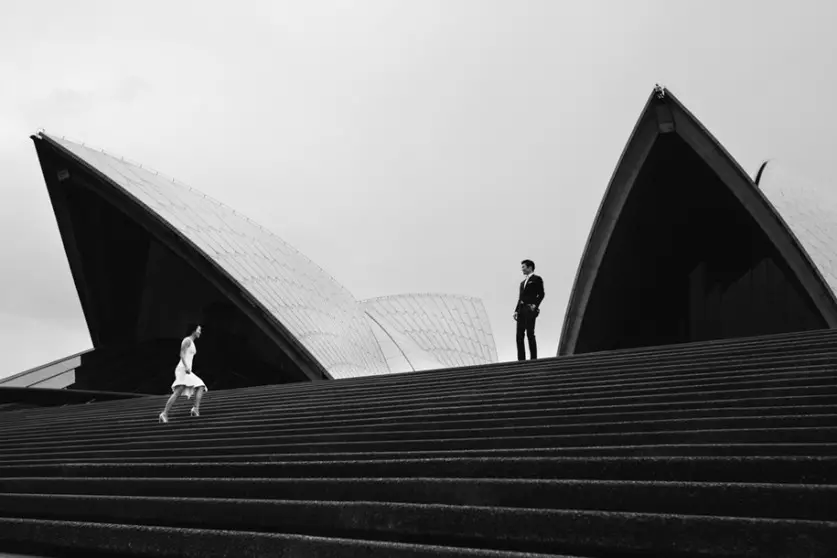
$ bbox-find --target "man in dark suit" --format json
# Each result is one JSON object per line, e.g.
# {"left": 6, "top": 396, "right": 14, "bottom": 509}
{"left": 514, "top": 259, "right": 545, "bottom": 361}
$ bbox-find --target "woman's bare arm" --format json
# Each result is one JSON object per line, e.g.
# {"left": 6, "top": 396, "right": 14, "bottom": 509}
{"left": 180, "top": 338, "right": 192, "bottom": 373}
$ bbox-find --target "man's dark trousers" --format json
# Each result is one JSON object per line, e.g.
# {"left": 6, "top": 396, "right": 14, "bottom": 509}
{"left": 516, "top": 306, "right": 537, "bottom": 360}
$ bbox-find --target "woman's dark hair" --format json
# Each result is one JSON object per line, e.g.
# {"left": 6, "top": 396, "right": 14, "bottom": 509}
{"left": 186, "top": 323, "right": 201, "bottom": 336}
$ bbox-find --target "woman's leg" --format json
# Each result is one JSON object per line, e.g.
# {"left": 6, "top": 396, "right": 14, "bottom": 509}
{"left": 161, "top": 386, "right": 185, "bottom": 419}
{"left": 192, "top": 386, "right": 206, "bottom": 415}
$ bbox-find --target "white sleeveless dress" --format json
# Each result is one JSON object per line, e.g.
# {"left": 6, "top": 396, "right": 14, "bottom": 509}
{"left": 172, "top": 338, "right": 207, "bottom": 399}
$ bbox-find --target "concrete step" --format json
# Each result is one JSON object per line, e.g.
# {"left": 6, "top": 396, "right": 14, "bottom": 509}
{"left": 4, "top": 413, "right": 837, "bottom": 457}
{"left": 2, "top": 476, "right": 834, "bottom": 520}
{"left": 1, "top": 327, "right": 828, "bottom": 420}
{"left": 4, "top": 389, "right": 837, "bottom": 445}
{"left": 6, "top": 401, "right": 836, "bottom": 449}
{"left": 9, "top": 355, "right": 829, "bottom": 425}
{"left": 1, "top": 493, "right": 835, "bottom": 557}
{"left": 6, "top": 442, "right": 837, "bottom": 468}
{"left": 3, "top": 336, "right": 835, "bottom": 420}
{"left": 303, "top": 331, "right": 837, "bottom": 391}
{"left": 2, "top": 422, "right": 836, "bottom": 465}
{"left": 0, "top": 518, "right": 571, "bottom": 558}
{"left": 3, "top": 364, "right": 835, "bottom": 435}
{"left": 3, "top": 456, "right": 834, "bottom": 483}
{"left": 0, "top": 403, "right": 37, "bottom": 413}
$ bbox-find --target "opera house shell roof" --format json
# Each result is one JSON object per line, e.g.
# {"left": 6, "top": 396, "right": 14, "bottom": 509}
{"left": 558, "top": 86, "right": 837, "bottom": 356}
{"left": 28, "top": 133, "right": 497, "bottom": 385}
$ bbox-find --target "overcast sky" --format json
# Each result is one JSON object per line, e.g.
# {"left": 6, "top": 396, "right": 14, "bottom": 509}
{"left": 1, "top": 0, "right": 836, "bottom": 378}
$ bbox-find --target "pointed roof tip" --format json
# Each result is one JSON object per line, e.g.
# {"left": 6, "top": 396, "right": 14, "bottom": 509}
{"left": 649, "top": 84, "right": 693, "bottom": 112}
{"left": 653, "top": 83, "right": 667, "bottom": 99}
{"left": 652, "top": 83, "right": 687, "bottom": 105}
{"left": 32, "top": 129, "right": 53, "bottom": 141}
{"left": 652, "top": 87, "right": 696, "bottom": 122}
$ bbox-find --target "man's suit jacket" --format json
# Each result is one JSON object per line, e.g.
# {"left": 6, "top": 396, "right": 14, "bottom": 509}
{"left": 516, "top": 274, "right": 545, "bottom": 311}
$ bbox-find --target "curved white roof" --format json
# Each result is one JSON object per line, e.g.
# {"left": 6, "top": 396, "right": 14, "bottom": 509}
{"left": 757, "top": 161, "right": 837, "bottom": 296}
{"left": 557, "top": 86, "right": 837, "bottom": 355}
{"left": 43, "top": 134, "right": 390, "bottom": 379}
{"left": 361, "top": 294, "right": 498, "bottom": 370}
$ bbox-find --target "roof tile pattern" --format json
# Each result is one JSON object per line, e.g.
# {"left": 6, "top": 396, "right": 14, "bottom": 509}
{"left": 757, "top": 162, "right": 837, "bottom": 295}
{"left": 361, "top": 294, "right": 498, "bottom": 369}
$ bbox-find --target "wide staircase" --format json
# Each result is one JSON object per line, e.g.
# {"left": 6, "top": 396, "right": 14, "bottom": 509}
{"left": 0, "top": 329, "right": 836, "bottom": 557}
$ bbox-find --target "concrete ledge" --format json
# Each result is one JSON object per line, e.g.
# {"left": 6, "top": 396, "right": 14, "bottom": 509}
{"left": 1, "top": 455, "right": 835, "bottom": 483}
{"left": 0, "top": 518, "right": 576, "bottom": 558}
{"left": 1, "top": 495, "right": 836, "bottom": 557}
{"left": 0, "top": 386, "right": 145, "bottom": 407}
{"left": 1, "top": 477, "right": 834, "bottom": 520}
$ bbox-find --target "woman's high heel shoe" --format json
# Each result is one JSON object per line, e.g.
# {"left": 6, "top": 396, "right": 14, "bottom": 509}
{"left": 190, "top": 407, "right": 199, "bottom": 417}
{"left": 158, "top": 412, "right": 168, "bottom": 424}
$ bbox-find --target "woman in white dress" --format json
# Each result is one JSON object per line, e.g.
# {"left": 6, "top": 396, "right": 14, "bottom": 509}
{"left": 158, "top": 325, "right": 208, "bottom": 423}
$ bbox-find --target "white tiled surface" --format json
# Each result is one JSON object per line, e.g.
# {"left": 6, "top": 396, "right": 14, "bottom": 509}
{"left": 758, "top": 161, "right": 837, "bottom": 293}
{"left": 365, "top": 317, "right": 446, "bottom": 374}
{"left": 361, "top": 294, "right": 498, "bottom": 370}
{"left": 47, "top": 134, "right": 390, "bottom": 379}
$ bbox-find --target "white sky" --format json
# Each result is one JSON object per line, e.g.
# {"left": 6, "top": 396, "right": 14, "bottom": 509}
{"left": 1, "top": 0, "right": 836, "bottom": 377}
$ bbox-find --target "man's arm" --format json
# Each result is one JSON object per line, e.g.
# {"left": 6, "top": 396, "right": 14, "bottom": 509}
{"left": 535, "top": 277, "right": 545, "bottom": 307}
